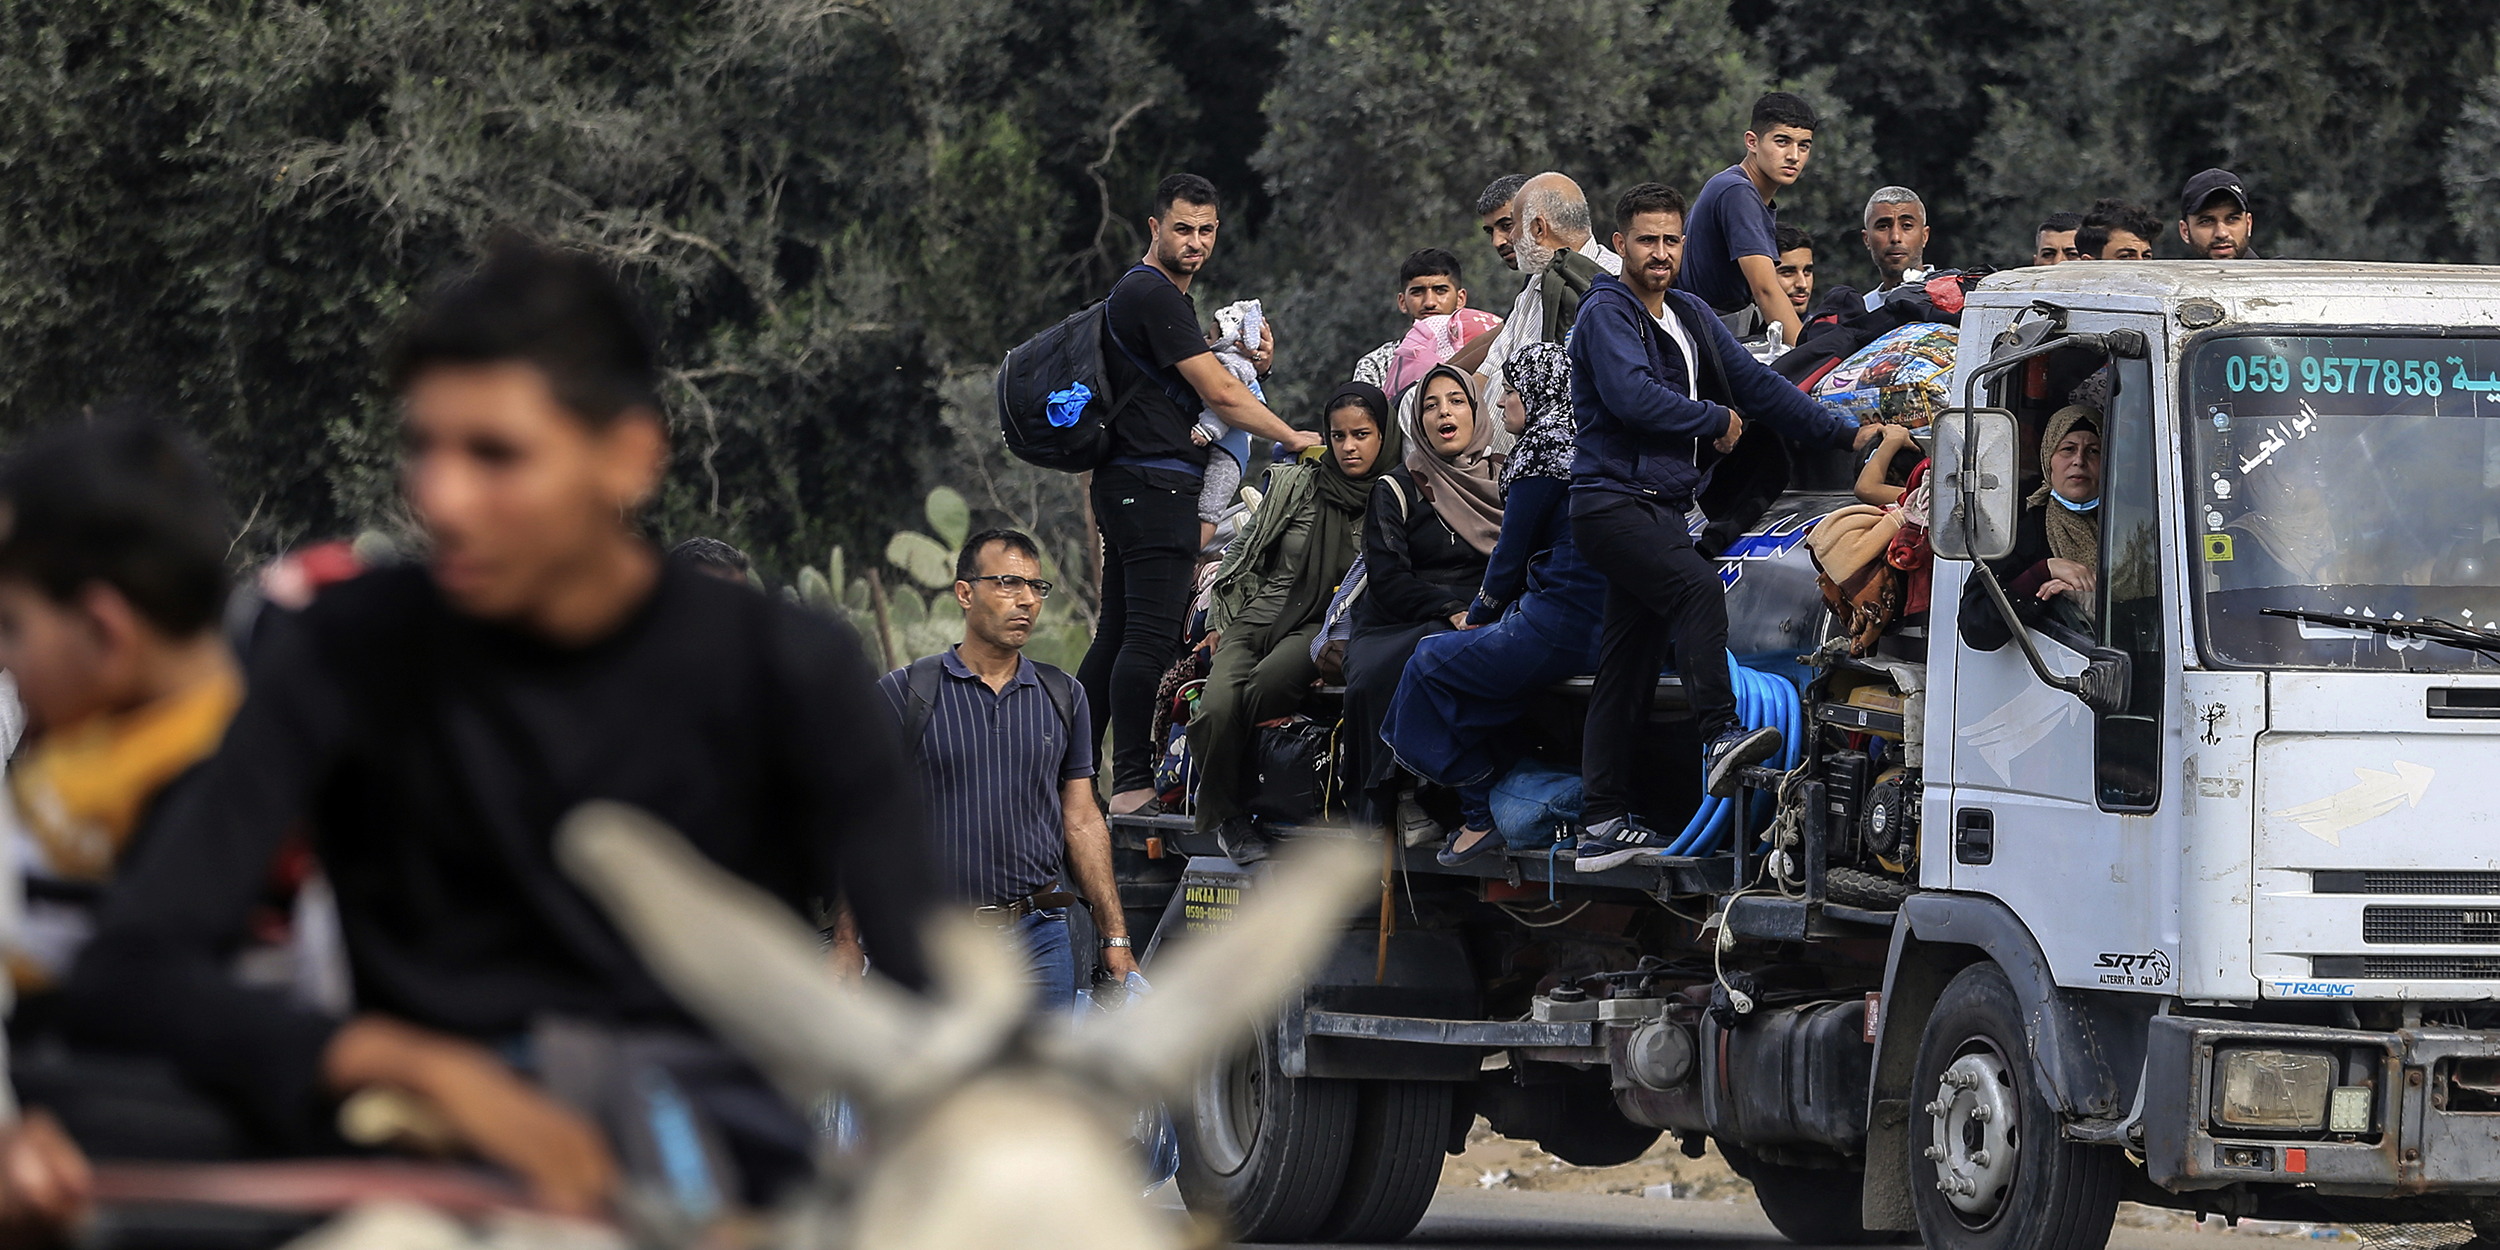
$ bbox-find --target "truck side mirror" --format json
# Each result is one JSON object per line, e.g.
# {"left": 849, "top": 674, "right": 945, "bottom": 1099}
{"left": 2078, "top": 646, "right": 2132, "bottom": 714}
{"left": 1929, "top": 408, "right": 2019, "bottom": 562}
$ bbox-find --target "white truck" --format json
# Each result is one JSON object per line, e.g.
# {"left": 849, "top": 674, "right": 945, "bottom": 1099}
{"left": 1112, "top": 261, "right": 2500, "bottom": 1248}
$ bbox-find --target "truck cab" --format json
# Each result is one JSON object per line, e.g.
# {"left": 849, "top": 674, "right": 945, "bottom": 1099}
{"left": 1121, "top": 261, "right": 2500, "bottom": 1248}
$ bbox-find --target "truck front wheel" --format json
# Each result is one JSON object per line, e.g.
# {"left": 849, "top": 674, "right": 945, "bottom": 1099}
{"left": 1175, "top": 1033, "right": 1357, "bottom": 1242}
{"left": 1909, "top": 961, "right": 2121, "bottom": 1250}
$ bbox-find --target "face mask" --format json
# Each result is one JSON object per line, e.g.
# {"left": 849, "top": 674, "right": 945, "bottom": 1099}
{"left": 2053, "top": 490, "right": 2101, "bottom": 513}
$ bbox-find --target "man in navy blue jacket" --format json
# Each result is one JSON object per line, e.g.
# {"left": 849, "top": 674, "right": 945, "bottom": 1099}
{"left": 1567, "top": 183, "right": 1880, "bottom": 872}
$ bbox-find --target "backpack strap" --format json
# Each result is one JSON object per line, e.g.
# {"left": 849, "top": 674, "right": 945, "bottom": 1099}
{"left": 901, "top": 653, "right": 948, "bottom": 759}
{"left": 1028, "top": 661, "right": 1081, "bottom": 739}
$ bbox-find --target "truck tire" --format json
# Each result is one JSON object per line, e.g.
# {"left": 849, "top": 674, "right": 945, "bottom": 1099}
{"left": 1741, "top": 1155, "right": 1888, "bottom": 1245}
{"left": 1308, "top": 1080, "right": 1452, "bottom": 1243}
{"left": 1909, "top": 961, "right": 2122, "bottom": 1250}
{"left": 1175, "top": 1034, "right": 1356, "bottom": 1242}
{"left": 1827, "top": 866, "right": 1913, "bottom": 910}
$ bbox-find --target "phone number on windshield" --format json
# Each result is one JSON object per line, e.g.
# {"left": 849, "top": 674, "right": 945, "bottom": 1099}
{"left": 2220, "top": 352, "right": 2456, "bottom": 397}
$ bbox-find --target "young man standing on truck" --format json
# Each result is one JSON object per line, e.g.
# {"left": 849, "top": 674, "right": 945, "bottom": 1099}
{"left": 871, "top": 530, "right": 1137, "bottom": 1012}
{"left": 1675, "top": 92, "right": 1819, "bottom": 346}
{"left": 1082, "top": 174, "right": 1319, "bottom": 820}
{"left": 1352, "top": 248, "right": 1472, "bottom": 388}
{"left": 2178, "top": 168, "right": 2259, "bottom": 259}
{"left": 2034, "top": 211, "right": 2083, "bottom": 265}
{"left": 1772, "top": 225, "right": 1816, "bottom": 320}
{"left": 65, "top": 237, "right": 939, "bottom": 1215}
{"left": 1566, "top": 183, "right": 1879, "bottom": 871}
{"left": 2077, "top": 197, "right": 2163, "bottom": 260}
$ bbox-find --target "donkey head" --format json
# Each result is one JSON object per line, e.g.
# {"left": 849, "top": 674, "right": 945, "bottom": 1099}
{"left": 555, "top": 801, "right": 1376, "bottom": 1249}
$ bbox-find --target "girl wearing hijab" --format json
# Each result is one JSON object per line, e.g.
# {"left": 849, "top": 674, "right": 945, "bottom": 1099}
{"left": 1192, "top": 383, "right": 1399, "bottom": 855}
{"left": 1959, "top": 404, "right": 2102, "bottom": 652}
{"left": 1342, "top": 363, "right": 1503, "bottom": 836}
{"left": 1383, "top": 342, "right": 1608, "bottom": 863}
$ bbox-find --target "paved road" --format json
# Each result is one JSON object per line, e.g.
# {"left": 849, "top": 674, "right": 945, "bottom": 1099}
{"left": 1288, "top": 1188, "right": 2303, "bottom": 1248}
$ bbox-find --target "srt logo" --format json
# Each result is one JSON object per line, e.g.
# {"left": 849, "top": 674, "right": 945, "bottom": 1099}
{"left": 2094, "top": 950, "right": 2173, "bottom": 986}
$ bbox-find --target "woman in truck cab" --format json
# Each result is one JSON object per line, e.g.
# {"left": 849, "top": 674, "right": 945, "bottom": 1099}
{"left": 1190, "top": 382, "right": 1399, "bottom": 858}
{"left": 1960, "top": 404, "right": 2100, "bottom": 651}
{"left": 1343, "top": 363, "right": 1503, "bottom": 840}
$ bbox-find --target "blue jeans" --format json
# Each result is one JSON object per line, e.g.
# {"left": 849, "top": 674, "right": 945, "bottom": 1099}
{"left": 1018, "top": 909, "right": 1077, "bottom": 1016}
{"left": 1383, "top": 592, "right": 1601, "bottom": 830}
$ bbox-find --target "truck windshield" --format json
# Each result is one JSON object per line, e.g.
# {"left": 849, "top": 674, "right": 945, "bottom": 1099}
{"left": 2187, "top": 334, "right": 2500, "bottom": 670}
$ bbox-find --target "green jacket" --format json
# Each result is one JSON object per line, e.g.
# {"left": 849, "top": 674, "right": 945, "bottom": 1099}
{"left": 1207, "top": 460, "right": 1316, "bottom": 638}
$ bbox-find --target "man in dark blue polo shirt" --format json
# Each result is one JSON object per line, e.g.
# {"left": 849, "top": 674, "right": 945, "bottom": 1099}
{"left": 1675, "top": 92, "right": 1818, "bottom": 349}
{"left": 877, "top": 530, "right": 1137, "bottom": 1011}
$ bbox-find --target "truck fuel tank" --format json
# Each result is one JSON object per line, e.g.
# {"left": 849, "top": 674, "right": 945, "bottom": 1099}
{"left": 1701, "top": 998, "right": 1875, "bottom": 1154}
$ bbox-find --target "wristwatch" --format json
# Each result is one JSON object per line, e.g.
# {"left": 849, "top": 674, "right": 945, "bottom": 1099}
{"left": 1099, "top": 936, "right": 1133, "bottom": 949}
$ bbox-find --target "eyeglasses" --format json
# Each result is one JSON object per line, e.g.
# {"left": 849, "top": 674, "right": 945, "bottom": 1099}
{"left": 965, "top": 574, "right": 1054, "bottom": 599}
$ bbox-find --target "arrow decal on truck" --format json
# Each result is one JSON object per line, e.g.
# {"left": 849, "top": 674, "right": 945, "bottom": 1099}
{"left": 2268, "top": 761, "right": 2434, "bottom": 846}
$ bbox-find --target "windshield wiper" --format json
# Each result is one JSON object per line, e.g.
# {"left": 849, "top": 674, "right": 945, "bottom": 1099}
{"left": 2261, "top": 608, "right": 2500, "bottom": 655}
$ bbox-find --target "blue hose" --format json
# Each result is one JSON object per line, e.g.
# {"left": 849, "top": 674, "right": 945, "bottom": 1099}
{"left": 1661, "top": 654, "right": 1804, "bottom": 858}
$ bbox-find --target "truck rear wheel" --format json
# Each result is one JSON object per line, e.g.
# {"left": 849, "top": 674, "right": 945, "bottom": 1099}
{"left": 1175, "top": 1033, "right": 1356, "bottom": 1242}
{"left": 1727, "top": 1147, "right": 1888, "bottom": 1245}
{"left": 1909, "top": 961, "right": 2121, "bottom": 1250}
{"left": 1308, "top": 1080, "right": 1453, "bottom": 1243}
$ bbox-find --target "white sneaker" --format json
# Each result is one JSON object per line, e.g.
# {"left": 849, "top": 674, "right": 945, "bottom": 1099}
{"left": 1396, "top": 790, "right": 1442, "bottom": 848}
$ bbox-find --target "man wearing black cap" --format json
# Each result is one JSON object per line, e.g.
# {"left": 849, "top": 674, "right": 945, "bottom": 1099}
{"left": 2179, "top": 168, "right": 2258, "bottom": 260}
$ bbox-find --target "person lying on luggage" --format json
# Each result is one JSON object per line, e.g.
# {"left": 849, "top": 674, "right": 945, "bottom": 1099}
{"left": 1382, "top": 341, "right": 1606, "bottom": 866}
{"left": 1959, "top": 404, "right": 2101, "bottom": 650}
{"left": 868, "top": 530, "right": 1136, "bottom": 1010}
{"left": 1190, "top": 384, "right": 1398, "bottom": 864}
{"left": 65, "top": 236, "right": 936, "bottom": 1217}
{"left": 1344, "top": 366, "right": 1502, "bottom": 849}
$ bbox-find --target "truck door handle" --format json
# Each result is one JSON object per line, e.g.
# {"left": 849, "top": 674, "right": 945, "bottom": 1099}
{"left": 1955, "top": 809, "right": 1995, "bottom": 865}
{"left": 2428, "top": 688, "right": 2500, "bottom": 719}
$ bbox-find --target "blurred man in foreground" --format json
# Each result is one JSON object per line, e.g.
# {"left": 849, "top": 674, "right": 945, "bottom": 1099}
{"left": 68, "top": 236, "right": 935, "bottom": 1216}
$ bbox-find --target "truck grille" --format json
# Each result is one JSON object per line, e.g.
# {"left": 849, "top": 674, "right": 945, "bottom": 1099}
{"left": 2314, "top": 955, "right": 2500, "bottom": 979}
{"left": 2315, "top": 870, "right": 2500, "bottom": 896}
{"left": 2363, "top": 906, "right": 2500, "bottom": 944}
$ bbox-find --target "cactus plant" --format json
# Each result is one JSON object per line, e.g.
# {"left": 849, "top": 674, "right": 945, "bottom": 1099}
{"left": 784, "top": 488, "right": 1091, "bottom": 672}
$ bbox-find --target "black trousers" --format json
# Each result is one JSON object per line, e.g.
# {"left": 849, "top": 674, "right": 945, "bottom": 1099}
{"left": 1572, "top": 491, "right": 1738, "bottom": 827}
{"left": 1079, "top": 464, "right": 1200, "bottom": 793}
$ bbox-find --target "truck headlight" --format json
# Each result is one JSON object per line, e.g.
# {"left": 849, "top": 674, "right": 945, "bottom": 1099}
{"left": 2214, "top": 1048, "right": 2335, "bottom": 1131}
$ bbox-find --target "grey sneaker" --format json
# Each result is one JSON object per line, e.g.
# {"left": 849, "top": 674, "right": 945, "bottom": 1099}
{"left": 1572, "top": 816, "right": 1673, "bottom": 872}
{"left": 1703, "top": 726, "right": 1783, "bottom": 799}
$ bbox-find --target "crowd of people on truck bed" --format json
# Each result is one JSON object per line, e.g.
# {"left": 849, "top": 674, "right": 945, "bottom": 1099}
{"left": 1079, "top": 93, "right": 2260, "bottom": 872}
{"left": 0, "top": 89, "right": 2268, "bottom": 1241}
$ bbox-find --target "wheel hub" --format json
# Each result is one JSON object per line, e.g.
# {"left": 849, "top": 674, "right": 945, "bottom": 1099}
{"left": 1193, "top": 1045, "right": 1263, "bottom": 1175}
{"left": 1923, "top": 1050, "right": 2018, "bottom": 1219}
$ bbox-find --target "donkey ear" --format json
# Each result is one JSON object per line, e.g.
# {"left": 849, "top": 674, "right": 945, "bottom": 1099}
{"left": 556, "top": 801, "right": 929, "bottom": 1104}
{"left": 1059, "top": 836, "right": 1376, "bottom": 1097}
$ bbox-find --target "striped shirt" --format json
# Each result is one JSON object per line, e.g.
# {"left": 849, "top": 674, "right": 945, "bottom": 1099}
{"left": 877, "top": 648, "right": 1094, "bottom": 906}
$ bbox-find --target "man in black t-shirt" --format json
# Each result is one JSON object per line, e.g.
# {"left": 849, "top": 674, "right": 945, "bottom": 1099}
{"left": 67, "top": 238, "right": 934, "bottom": 1216}
{"left": 1081, "top": 174, "right": 1318, "bottom": 818}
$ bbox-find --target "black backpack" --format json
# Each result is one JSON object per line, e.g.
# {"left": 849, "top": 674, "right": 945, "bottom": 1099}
{"left": 898, "top": 652, "right": 1081, "bottom": 759}
{"left": 995, "top": 266, "right": 1162, "bottom": 472}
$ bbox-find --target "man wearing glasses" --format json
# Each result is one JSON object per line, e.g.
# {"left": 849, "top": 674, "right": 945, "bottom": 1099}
{"left": 865, "top": 530, "right": 1136, "bottom": 1008}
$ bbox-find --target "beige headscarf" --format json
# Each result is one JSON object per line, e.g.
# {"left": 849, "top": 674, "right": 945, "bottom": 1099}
{"left": 2028, "top": 404, "right": 2102, "bottom": 573}
{"left": 1401, "top": 364, "right": 1506, "bottom": 555}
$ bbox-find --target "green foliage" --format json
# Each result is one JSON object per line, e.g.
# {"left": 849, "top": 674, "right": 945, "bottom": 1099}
{"left": 6, "top": 0, "right": 2500, "bottom": 603}
{"left": 1242, "top": 0, "right": 1862, "bottom": 421}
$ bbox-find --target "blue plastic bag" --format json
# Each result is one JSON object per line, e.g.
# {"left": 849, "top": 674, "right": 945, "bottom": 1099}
{"left": 1045, "top": 381, "right": 1094, "bottom": 429}
{"left": 1489, "top": 758, "right": 1582, "bottom": 849}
